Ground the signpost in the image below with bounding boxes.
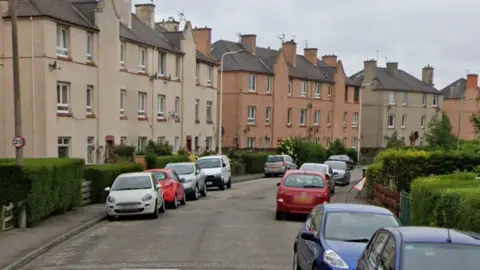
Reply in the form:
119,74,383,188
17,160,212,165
12,136,25,148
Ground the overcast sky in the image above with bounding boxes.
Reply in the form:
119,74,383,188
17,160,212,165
133,0,480,89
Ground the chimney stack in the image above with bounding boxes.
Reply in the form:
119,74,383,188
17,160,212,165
240,34,257,55
322,55,337,67
422,65,434,86
386,62,398,77
116,0,132,28
304,48,318,65
282,40,297,66
192,27,212,55
157,17,180,32
465,74,479,99
364,59,377,86
135,3,155,29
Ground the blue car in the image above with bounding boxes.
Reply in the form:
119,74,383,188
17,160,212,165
293,203,400,270
356,226,480,270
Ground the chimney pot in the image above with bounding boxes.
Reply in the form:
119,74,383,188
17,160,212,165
135,3,155,29
240,34,257,55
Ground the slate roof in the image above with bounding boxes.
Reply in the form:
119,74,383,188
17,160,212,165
440,78,480,99
316,60,360,87
350,67,442,94
160,30,217,65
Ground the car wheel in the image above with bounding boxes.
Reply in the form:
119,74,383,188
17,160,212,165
159,199,165,214
293,250,301,270
151,201,159,219
171,194,178,209
193,186,200,200
107,215,115,221
180,193,187,205
275,211,286,221
219,180,226,191
200,184,207,197
264,174,269,178
226,178,232,189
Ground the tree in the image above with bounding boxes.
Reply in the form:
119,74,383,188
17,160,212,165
470,113,480,135
386,131,405,149
424,113,457,149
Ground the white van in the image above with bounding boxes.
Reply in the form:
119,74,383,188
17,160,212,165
197,155,231,190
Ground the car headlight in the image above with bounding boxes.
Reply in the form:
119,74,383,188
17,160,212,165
107,196,115,203
323,249,349,269
215,173,221,178
142,194,153,201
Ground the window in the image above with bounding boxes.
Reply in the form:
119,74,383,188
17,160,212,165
194,136,199,153
265,107,271,125
389,91,395,105
206,101,212,122
207,66,213,85
56,25,69,56
86,85,93,114
247,106,256,124
342,137,347,146
345,86,348,101
300,109,307,125
137,137,147,152
120,42,126,68
205,137,213,150
174,97,180,114
327,85,332,99
266,76,273,94
314,111,320,125
343,112,347,124
174,137,180,152
120,90,126,115
287,108,292,125
327,110,332,126
402,115,406,128
431,116,436,125
433,94,439,107
288,79,292,96
301,81,307,97
175,55,181,78
421,115,426,128
120,136,127,144
388,114,395,128
352,137,357,148
87,136,95,164
378,237,395,270
86,32,93,61
196,63,200,83
403,92,408,105
137,92,147,117
195,100,199,122
157,94,165,118
354,87,360,102
138,47,146,72
422,94,426,106
56,82,70,113
327,138,331,147
368,233,390,266
158,52,166,75
58,137,70,157
315,83,321,98
353,112,358,127
157,136,165,143
264,137,271,148
247,137,256,148
248,74,256,91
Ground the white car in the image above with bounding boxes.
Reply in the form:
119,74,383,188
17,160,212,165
105,172,165,220
197,155,231,190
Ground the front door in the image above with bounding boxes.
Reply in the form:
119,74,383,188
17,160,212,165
186,138,192,152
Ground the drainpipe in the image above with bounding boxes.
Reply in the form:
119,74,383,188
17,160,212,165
180,53,185,148
150,48,157,140
95,31,100,163
30,17,36,156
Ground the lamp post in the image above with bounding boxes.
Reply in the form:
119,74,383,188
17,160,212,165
217,50,244,155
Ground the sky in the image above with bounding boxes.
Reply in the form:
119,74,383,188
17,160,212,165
132,0,480,89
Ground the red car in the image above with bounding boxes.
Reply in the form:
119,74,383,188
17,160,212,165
275,170,330,220
145,169,186,208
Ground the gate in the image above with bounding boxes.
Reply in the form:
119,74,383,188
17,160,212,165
400,191,410,225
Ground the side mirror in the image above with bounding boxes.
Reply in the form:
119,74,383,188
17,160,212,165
104,187,111,192
301,231,318,242
276,182,280,186
155,184,161,190
222,163,226,167
196,169,200,175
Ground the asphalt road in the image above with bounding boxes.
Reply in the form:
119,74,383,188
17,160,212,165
21,169,363,270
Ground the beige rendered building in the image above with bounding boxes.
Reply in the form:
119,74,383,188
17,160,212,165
0,0,218,163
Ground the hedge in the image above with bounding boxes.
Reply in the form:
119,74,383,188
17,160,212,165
84,162,143,203
237,152,271,174
410,172,480,232
145,154,191,169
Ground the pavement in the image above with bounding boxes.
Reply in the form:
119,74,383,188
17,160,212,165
1,170,367,270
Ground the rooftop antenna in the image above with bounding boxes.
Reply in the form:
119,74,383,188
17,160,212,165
304,40,308,48
277,33,286,43
376,50,379,61
176,9,186,23
446,228,452,243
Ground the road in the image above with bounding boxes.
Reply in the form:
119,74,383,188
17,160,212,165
21,169,363,270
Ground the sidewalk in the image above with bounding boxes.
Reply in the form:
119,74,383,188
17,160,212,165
0,204,105,270
232,173,264,184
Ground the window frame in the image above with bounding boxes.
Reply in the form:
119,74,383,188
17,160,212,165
175,55,181,78
300,109,307,125
388,114,395,128
287,108,292,125
248,74,256,92
265,106,271,125
301,81,307,97
86,85,94,114
86,32,93,62
120,42,126,68
158,51,166,75
206,101,213,122
315,82,321,98
266,76,272,93
120,89,126,116
353,112,359,127
56,25,69,56
137,92,147,117
314,111,320,126
401,115,406,128
138,47,146,72
87,136,95,164
207,66,214,85
57,137,71,157
174,97,180,115
247,106,256,124
389,91,396,105
157,94,165,118
56,82,70,113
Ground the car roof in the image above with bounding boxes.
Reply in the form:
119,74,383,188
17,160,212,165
324,203,394,215
384,226,480,245
118,172,153,177
145,169,170,173
324,160,346,164
284,170,325,177
301,163,327,167
198,155,224,159
329,155,347,158
166,162,194,166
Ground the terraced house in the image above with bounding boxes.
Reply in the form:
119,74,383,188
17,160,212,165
351,60,443,147
0,0,218,162
211,35,361,149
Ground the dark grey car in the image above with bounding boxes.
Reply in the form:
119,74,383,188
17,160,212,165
299,163,335,194
264,155,297,177
324,160,351,186
327,155,355,170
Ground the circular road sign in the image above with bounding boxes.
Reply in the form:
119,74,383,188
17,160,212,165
12,136,25,148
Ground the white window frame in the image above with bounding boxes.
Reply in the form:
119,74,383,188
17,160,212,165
342,137,347,146
86,32,93,62
288,80,292,96
247,137,256,148
87,136,95,164
264,137,271,148
343,112,347,125
137,92,147,117
315,83,321,98
196,63,200,83
157,136,166,143
247,106,256,124
175,55,181,78
56,25,69,56
175,97,180,114
265,107,271,124
327,85,332,99
287,108,292,125
158,51,166,75
195,101,199,121
157,94,165,118
421,115,425,128
120,42,126,68
431,116,436,124
401,115,406,128
86,85,93,114
206,137,213,151
120,89,126,116
422,94,427,107
314,111,320,126
352,137,357,148
137,137,147,152
207,66,213,85
57,82,70,113
301,81,307,97
206,101,213,122
327,111,332,126
389,91,396,105
138,47,146,72
248,74,256,92
300,109,307,125
174,136,180,152
388,115,395,128
403,92,408,106
353,112,358,127
266,76,272,94
433,95,438,107
58,137,70,157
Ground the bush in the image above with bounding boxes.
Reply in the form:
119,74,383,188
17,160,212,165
237,152,271,174
152,155,190,169
84,162,143,203
231,160,246,176
145,140,173,156
277,137,327,166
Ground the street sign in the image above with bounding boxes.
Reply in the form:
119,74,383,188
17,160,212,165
12,136,25,148
353,177,366,192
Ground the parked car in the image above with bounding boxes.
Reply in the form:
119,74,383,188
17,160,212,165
145,168,186,208
264,154,297,177
299,163,335,194
357,226,480,270
275,170,330,220
293,203,400,270
197,155,231,190
327,155,355,170
324,160,351,186
105,172,166,220
164,162,207,200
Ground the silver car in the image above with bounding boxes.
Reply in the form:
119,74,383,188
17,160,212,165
324,160,351,186
299,163,335,193
264,155,297,177
165,162,207,200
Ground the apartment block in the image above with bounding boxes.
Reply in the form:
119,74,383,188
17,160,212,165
441,74,480,140
0,0,218,162
351,61,443,147
211,36,361,149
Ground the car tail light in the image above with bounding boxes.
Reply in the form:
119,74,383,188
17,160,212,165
278,187,284,195
325,175,330,181
282,161,287,167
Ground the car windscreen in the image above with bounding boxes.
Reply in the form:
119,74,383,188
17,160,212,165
152,172,168,181
111,176,152,191
165,164,194,175
329,155,348,160
324,161,346,170
323,212,399,242
197,158,221,169
401,243,480,270
300,164,327,174
267,156,284,162
283,174,325,188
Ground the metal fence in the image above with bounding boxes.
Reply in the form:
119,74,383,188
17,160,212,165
80,180,92,206
1,203,15,231
400,191,410,225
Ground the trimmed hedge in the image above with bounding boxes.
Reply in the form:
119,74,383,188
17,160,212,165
237,152,271,174
145,154,191,169
410,173,480,232
84,163,143,203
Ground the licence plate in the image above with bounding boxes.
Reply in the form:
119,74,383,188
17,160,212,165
206,182,213,186
294,196,313,204
270,167,280,171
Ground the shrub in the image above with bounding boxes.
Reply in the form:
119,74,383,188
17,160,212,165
153,155,190,169
237,152,270,174
84,162,143,203
231,160,246,176
113,144,136,162
145,140,173,156
277,137,327,166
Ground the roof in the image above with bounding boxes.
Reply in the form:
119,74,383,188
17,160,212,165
316,59,361,87
324,203,395,215
440,78,480,99
351,67,442,94
386,226,480,245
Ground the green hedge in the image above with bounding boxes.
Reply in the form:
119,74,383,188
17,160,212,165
145,154,191,169
410,172,480,232
237,152,271,174
84,163,143,203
